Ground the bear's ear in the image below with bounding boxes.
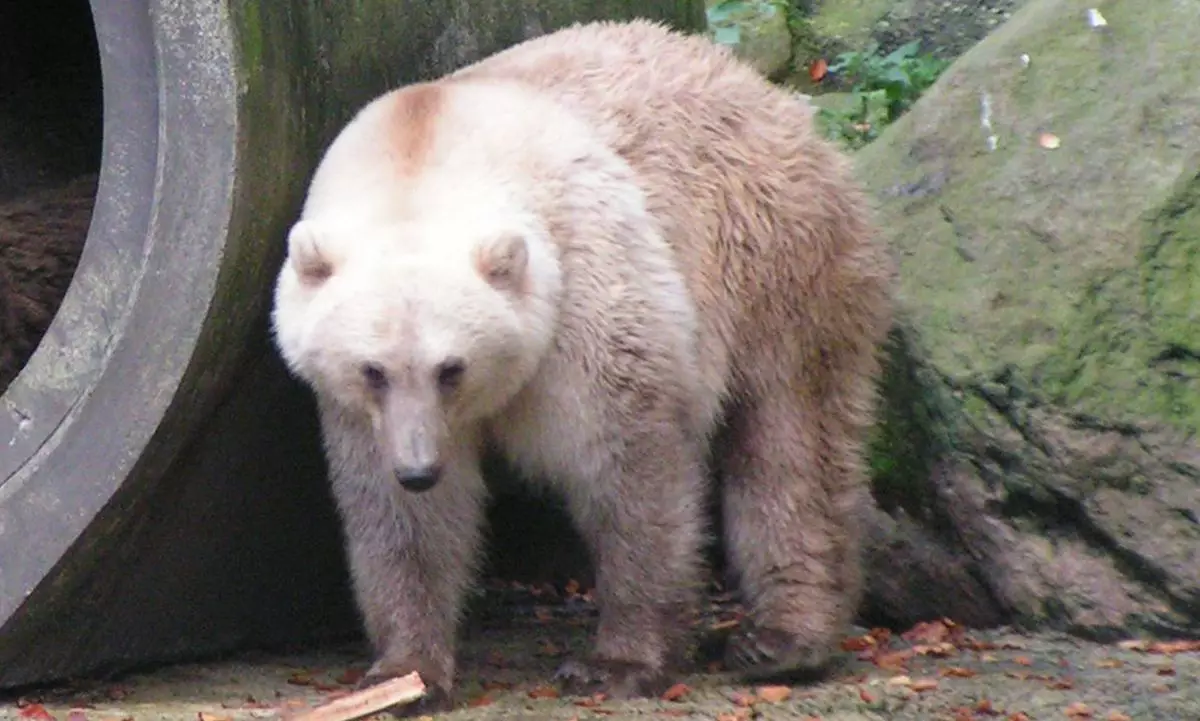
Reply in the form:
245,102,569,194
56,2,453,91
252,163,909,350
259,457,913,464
474,233,528,292
287,221,333,286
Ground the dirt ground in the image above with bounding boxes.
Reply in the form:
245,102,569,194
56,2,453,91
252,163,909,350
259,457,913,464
2,584,1197,721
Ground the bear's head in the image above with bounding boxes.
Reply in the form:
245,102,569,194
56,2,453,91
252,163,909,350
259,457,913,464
272,210,562,493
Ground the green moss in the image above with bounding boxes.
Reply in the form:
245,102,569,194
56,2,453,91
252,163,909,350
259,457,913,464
809,0,893,46
854,0,1200,436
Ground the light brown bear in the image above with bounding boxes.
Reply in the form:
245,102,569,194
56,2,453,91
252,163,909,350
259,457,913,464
271,18,892,713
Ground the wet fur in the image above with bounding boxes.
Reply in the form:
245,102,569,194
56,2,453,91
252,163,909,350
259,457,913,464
272,19,892,709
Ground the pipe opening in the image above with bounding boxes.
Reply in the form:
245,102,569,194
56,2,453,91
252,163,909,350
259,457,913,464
0,0,103,394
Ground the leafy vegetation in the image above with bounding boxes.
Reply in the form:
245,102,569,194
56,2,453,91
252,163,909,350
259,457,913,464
816,40,951,148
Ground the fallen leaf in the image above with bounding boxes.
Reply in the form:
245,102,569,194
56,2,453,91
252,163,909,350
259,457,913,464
755,685,791,704
197,714,233,721
527,686,560,700
1116,639,1147,651
1148,639,1200,654
661,683,690,702
1150,683,1172,693
468,695,494,708
716,713,749,721
976,699,1000,715
1095,658,1123,669
1064,702,1093,718
858,688,876,704
573,693,607,708
1013,656,1034,667
1156,666,1176,676
809,58,828,82
886,676,912,687
841,634,874,652
914,642,958,657
1106,713,1131,721
941,666,977,678
18,706,55,721
1038,132,1061,150
729,691,757,707
287,672,316,687
1007,714,1031,721
910,678,939,692
953,709,974,721
875,650,914,670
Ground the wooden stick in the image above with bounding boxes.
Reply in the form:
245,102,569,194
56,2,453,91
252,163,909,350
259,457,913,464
289,673,426,721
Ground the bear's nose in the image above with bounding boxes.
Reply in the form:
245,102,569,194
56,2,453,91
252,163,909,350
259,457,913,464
394,464,442,492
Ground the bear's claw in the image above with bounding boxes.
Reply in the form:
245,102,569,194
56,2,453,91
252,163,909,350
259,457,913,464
553,658,669,700
722,625,837,682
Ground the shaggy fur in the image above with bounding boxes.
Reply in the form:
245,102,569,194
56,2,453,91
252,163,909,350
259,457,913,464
272,19,892,712
0,175,96,393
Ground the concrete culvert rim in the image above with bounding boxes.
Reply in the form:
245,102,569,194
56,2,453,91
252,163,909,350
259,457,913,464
0,0,241,652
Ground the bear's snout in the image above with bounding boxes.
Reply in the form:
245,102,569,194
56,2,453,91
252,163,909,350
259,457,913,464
394,464,443,492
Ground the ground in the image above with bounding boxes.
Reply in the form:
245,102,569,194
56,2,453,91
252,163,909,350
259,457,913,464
3,584,1197,721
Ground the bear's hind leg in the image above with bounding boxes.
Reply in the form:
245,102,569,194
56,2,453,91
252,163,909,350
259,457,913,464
717,375,873,680
553,423,710,699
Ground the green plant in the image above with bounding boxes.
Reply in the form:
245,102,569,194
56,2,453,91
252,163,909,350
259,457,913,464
816,40,951,148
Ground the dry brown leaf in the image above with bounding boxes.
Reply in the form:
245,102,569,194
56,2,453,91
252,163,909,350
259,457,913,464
1148,639,1200,654
18,706,55,721
976,699,1000,715
840,634,875,652
197,714,232,721
1116,639,1147,651
1013,656,1034,666
754,685,791,704
1007,714,1031,721
886,675,912,687
1095,658,1123,669
1064,702,1093,718
1046,678,1075,690
527,686,560,700
941,666,977,678
573,693,607,708
875,649,914,670
715,714,748,721
287,672,316,687
467,695,494,708
910,678,939,692
334,668,366,686
1156,666,1176,676
661,683,690,702
858,688,876,704
1106,713,1131,721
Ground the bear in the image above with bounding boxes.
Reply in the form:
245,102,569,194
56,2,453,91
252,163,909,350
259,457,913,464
0,174,96,394
271,18,893,713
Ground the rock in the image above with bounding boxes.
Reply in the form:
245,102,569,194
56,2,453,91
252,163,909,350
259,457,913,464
856,0,1200,638
705,0,793,79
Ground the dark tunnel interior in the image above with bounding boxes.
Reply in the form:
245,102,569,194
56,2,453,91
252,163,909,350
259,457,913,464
0,0,102,394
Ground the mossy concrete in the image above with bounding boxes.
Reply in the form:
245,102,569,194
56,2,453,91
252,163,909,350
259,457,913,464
850,0,1200,638
857,0,1200,435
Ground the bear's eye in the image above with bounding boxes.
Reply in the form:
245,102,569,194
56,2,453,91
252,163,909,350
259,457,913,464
435,357,466,392
361,363,389,391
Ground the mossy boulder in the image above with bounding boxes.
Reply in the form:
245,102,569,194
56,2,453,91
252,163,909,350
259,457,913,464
857,0,1200,637
705,0,794,79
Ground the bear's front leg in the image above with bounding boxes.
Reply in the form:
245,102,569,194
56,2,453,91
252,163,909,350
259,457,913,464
554,425,709,699
322,411,487,716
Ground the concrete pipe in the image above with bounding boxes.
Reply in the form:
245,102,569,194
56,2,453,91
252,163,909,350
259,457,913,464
0,0,705,688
